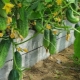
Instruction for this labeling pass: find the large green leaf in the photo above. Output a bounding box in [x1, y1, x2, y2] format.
[0, 1, 7, 18]
[2, 0, 10, 3]
[0, 16, 7, 30]
[28, 11, 41, 19]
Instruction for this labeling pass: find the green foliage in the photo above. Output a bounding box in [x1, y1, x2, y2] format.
[45, 0, 52, 2]
[2, 0, 10, 3]
[0, 16, 7, 30]
[0, 0, 80, 79]
[0, 1, 7, 18]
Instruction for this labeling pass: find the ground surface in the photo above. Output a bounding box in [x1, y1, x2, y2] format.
[23, 45, 80, 80]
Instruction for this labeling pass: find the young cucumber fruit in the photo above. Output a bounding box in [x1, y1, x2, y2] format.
[8, 69, 19, 80]
[66, 8, 79, 23]
[43, 29, 50, 48]
[74, 23, 80, 38]
[48, 30, 57, 54]
[13, 51, 22, 69]
[0, 39, 11, 68]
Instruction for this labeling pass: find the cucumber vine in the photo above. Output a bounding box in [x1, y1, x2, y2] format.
[0, 0, 80, 80]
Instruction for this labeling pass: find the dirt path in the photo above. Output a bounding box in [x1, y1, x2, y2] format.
[23, 45, 80, 80]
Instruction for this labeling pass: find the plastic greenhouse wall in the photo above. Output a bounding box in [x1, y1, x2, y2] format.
[0, 20, 75, 80]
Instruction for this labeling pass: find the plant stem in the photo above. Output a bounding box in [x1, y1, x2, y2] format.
[70, 5, 80, 16]
[15, 29, 43, 45]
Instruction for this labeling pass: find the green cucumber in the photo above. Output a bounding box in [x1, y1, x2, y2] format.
[17, 9, 29, 38]
[48, 30, 57, 54]
[0, 39, 11, 68]
[74, 23, 80, 38]
[13, 51, 22, 69]
[34, 21, 43, 33]
[8, 69, 19, 80]
[43, 29, 50, 48]
[66, 8, 79, 23]
[74, 26, 80, 58]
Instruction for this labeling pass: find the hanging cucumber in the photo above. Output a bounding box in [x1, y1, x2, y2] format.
[74, 23, 80, 38]
[0, 39, 11, 68]
[48, 30, 57, 54]
[34, 21, 44, 33]
[74, 27, 80, 58]
[13, 51, 22, 69]
[43, 29, 50, 48]
[8, 69, 19, 80]
[17, 8, 29, 38]
[66, 8, 79, 23]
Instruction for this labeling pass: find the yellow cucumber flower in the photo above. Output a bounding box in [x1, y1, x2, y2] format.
[10, 32, 15, 38]
[66, 34, 70, 41]
[19, 35, 24, 40]
[46, 24, 51, 29]
[3, 3, 14, 14]
[47, 4, 52, 8]
[7, 26, 11, 29]
[56, 0, 62, 5]
[17, 3, 22, 8]
[17, 47, 22, 51]
[0, 33, 3, 37]
[7, 17, 12, 24]
[53, 30, 58, 35]
[23, 48, 28, 53]
[54, 17, 61, 22]
[53, 12, 58, 17]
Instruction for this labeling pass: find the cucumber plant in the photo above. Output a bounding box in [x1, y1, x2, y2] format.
[0, 0, 80, 80]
